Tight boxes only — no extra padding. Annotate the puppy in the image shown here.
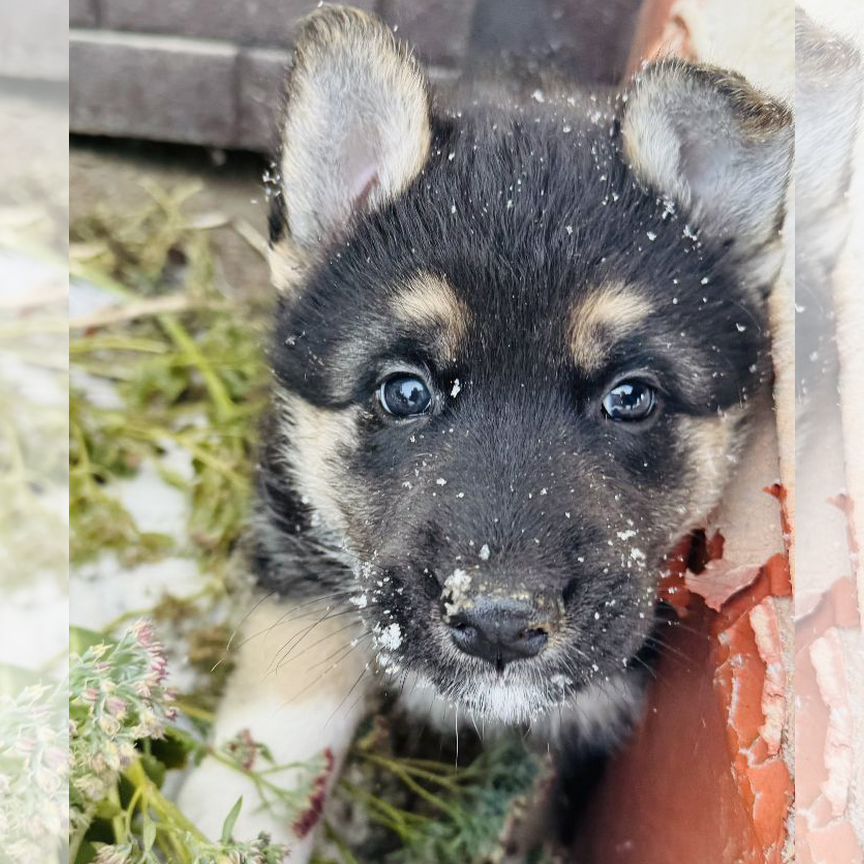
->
[180,6,792,856]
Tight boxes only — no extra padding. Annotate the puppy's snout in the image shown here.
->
[447,598,551,670]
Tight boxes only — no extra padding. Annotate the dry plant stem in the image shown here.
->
[71,260,236,421]
[359,753,466,811]
[340,780,427,842]
[232,218,269,258]
[172,699,216,724]
[322,822,363,864]
[70,336,169,354]
[91,587,219,644]
[157,314,236,423]
[70,294,226,331]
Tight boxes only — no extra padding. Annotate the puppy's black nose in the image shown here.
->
[447,598,549,670]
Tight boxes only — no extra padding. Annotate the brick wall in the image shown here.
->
[70,0,641,153]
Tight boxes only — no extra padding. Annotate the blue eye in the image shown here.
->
[602,381,657,422]
[378,374,432,417]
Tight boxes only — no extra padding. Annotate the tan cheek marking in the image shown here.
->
[390,274,470,360]
[276,392,361,534]
[569,284,654,371]
[269,236,311,296]
[232,598,369,700]
[675,410,744,533]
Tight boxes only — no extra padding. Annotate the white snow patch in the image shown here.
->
[376,622,402,651]
[442,568,473,618]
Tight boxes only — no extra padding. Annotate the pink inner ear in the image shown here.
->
[342,125,383,214]
[352,167,381,211]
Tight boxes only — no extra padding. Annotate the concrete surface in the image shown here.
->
[70,138,271,300]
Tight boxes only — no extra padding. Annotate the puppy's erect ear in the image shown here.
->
[277,7,432,251]
[621,61,793,255]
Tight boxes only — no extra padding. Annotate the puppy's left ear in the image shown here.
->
[276,7,432,252]
[621,61,793,259]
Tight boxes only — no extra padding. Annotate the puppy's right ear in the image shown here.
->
[272,6,432,270]
[621,61,793,276]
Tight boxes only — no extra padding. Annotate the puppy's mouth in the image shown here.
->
[372,615,607,723]
[353,556,659,722]
[397,648,643,726]
[418,615,663,726]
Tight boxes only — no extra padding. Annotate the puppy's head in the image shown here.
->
[260,8,792,723]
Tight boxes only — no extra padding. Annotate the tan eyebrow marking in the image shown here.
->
[569,284,654,372]
[390,273,470,358]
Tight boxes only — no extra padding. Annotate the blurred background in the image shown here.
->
[0,3,67,673]
[69,0,642,151]
[66,0,646,317]
[0,1,862,862]
[1,2,68,861]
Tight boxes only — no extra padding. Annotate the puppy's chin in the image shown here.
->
[369,625,561,724]
[450,675,573,726]
[394,664,647,748]
[390,666,558,726]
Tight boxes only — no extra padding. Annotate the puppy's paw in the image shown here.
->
[178,751,324,861]
[176,596,371,856]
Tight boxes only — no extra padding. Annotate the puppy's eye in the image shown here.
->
[602,381,657,422]
[378,374,432,417]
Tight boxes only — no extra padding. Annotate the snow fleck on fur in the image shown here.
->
[376,622,402,650]
[442,568,473,618]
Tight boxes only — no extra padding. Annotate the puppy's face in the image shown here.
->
[261,9,791,723]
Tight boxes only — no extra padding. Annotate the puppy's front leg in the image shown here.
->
[178,594,371,859]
